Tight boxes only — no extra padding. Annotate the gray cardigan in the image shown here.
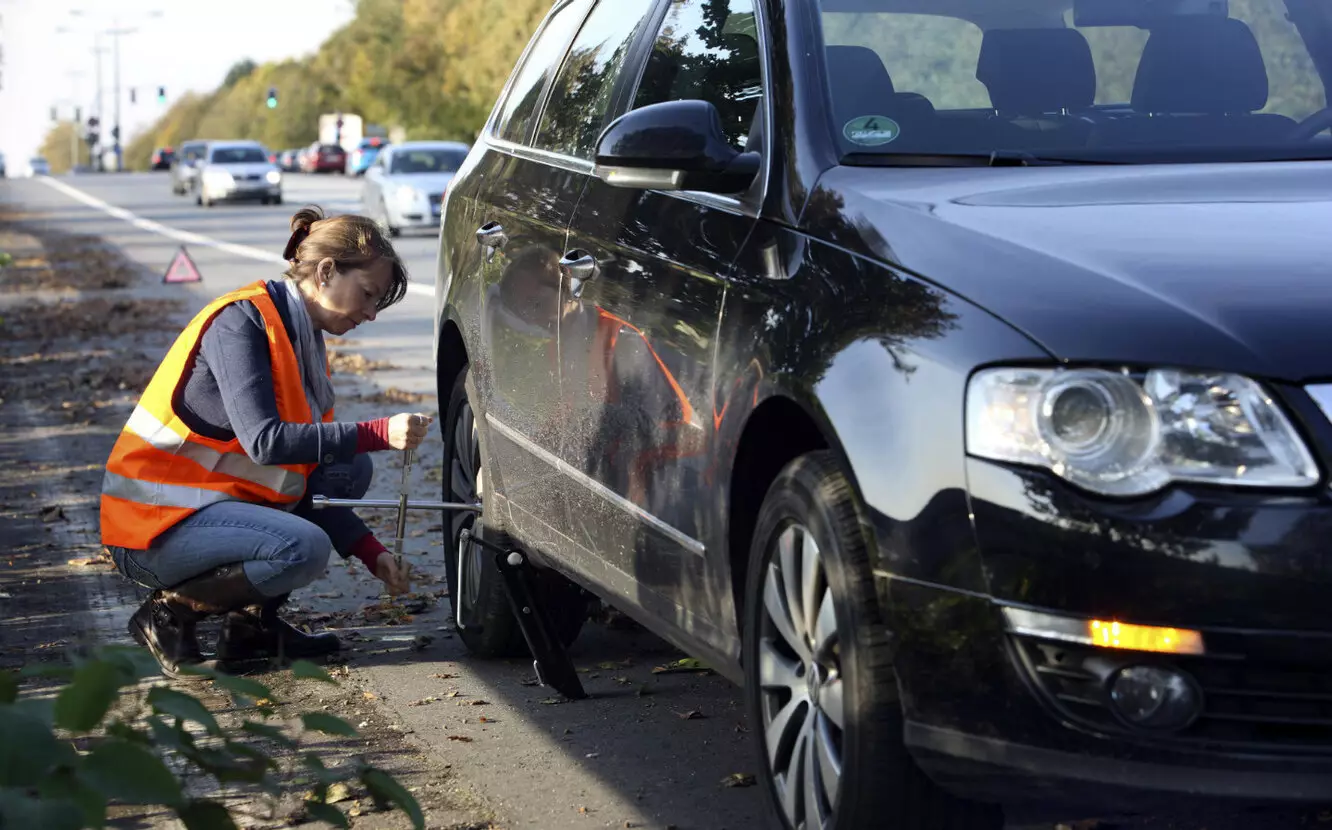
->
[178,280,371,556]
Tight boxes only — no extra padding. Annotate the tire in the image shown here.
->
[441,366,589,658]
[743,451,1002,830]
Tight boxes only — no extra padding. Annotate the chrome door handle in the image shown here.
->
[476,222,508,260]
[559,250,599,298]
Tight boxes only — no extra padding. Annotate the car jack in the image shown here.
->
[459,528,587,700]
[311,449,586,700]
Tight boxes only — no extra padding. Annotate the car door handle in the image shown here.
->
[559,250,599,298]
[476,222,508,260]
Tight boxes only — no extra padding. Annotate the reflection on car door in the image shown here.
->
[557,0,765,650]
[470,0,593,548]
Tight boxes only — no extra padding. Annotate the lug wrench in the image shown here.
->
[310,450,584,699]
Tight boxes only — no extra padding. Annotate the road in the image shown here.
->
[1,171,1324,830]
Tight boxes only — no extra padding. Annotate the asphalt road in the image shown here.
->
[2,171,1325,830]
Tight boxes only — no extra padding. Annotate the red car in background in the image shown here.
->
[301,143,346,174]
[150,146,175,170]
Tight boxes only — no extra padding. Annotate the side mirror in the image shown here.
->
[594,99,759,195]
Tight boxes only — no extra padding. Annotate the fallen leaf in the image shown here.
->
[652,657,712,675]
[447,735,474,743]
[430,673,457,680]
[721,773,756,788]
[408,697,438,707]
[39,505,66,523]
[326,782,353,804]
[675,709,706,720]
[362,691,377,700]
[446,690,461,698]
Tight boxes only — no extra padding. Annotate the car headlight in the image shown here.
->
[266,170,282,184]
[396,185,423,203]
[965,367,1318,496]
[203,169,234,186]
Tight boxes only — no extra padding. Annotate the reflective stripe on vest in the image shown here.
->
[99,281,332,550]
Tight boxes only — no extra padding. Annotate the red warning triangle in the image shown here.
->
[163,246,202,284]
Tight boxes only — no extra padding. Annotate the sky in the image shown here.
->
[0,0,357,164]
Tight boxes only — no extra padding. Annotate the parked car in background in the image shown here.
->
[362,140,467,236]
[278,149,302,172]
[150,146,175,170]
[24,157,51,177]
[170,140,210,195]
[194,141,282,207]
[301,142,347,174]
[345,136,387,176]
[434,0,1332,828]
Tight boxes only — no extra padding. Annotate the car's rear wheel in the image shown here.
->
[743,451,1003,830]
[442,365,589,658]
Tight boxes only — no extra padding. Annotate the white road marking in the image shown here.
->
[36,176,433,298]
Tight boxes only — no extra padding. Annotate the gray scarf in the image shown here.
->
[276,279,336,422]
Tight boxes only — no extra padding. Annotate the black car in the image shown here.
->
[150,146,175,170]
[433,0,1332,826]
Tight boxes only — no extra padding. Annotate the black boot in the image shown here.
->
[129,564,267,680]
[217,593,340,664]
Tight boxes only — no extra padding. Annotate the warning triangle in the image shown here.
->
[163,246,202,284]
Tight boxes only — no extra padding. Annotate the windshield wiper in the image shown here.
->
[842,151,1122,167]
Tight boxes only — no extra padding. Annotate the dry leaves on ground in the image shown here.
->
[327,349,394,375]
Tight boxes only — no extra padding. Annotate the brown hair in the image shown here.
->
[281,206,408,310]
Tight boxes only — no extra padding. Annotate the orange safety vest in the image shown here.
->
[100,281,334,550]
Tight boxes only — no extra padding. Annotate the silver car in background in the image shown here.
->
[196,141,283,207]
[171,140,210,196]
[361,141,469,236]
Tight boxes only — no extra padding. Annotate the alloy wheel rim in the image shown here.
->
[758,522,844,830]
[450,398,485,611]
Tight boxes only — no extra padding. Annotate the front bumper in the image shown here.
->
[885,578,1332,818]
[878,459,1332,817]
[207,181,281,202]
[387,196,443,230]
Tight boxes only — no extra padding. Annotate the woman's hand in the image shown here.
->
[387,412,433,451]
[374,553,412,595]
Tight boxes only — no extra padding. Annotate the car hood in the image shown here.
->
[821,161,1332,382]
[383,172,455,193]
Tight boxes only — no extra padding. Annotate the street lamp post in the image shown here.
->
[65,9,163,172]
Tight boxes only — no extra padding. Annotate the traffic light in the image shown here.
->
[266,87,277,109]
[130,88,137,104]
[157,86,166,104]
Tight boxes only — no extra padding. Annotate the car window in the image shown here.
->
[390,148,470,174]
[817,0,1332,163]
[632,0,764,152]
[532,0,654,160]
[210,147,268,164]
[493,0,595,145]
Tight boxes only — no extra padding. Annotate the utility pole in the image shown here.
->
[111,21,123,172]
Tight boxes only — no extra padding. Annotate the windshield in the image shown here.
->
[210,147,269,164]
[818,0,1332,163]
[390,148,468,174]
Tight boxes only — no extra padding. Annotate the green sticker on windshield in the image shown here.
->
[844,115,900,146]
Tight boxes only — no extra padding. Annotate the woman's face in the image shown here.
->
[308,257,393,336]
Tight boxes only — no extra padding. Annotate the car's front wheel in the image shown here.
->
[441,365,589,658]
[743,451,1002,830]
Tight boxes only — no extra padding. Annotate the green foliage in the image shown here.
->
[0,645,423,829]
[106,0,551,171]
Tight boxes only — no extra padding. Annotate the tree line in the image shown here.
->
[41,0,550,173]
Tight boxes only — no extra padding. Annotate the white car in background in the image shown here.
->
[361,141,469,236]
[196,141,282,207]
[24,157,51,177]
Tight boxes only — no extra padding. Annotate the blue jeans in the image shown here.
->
[108,456,373,598]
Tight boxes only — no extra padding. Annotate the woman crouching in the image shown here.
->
[100,206,432,678]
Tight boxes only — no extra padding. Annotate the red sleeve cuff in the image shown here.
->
[355,417,392,453]
[351,532,388,572]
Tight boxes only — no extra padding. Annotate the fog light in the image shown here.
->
[1108,665,1202,730]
